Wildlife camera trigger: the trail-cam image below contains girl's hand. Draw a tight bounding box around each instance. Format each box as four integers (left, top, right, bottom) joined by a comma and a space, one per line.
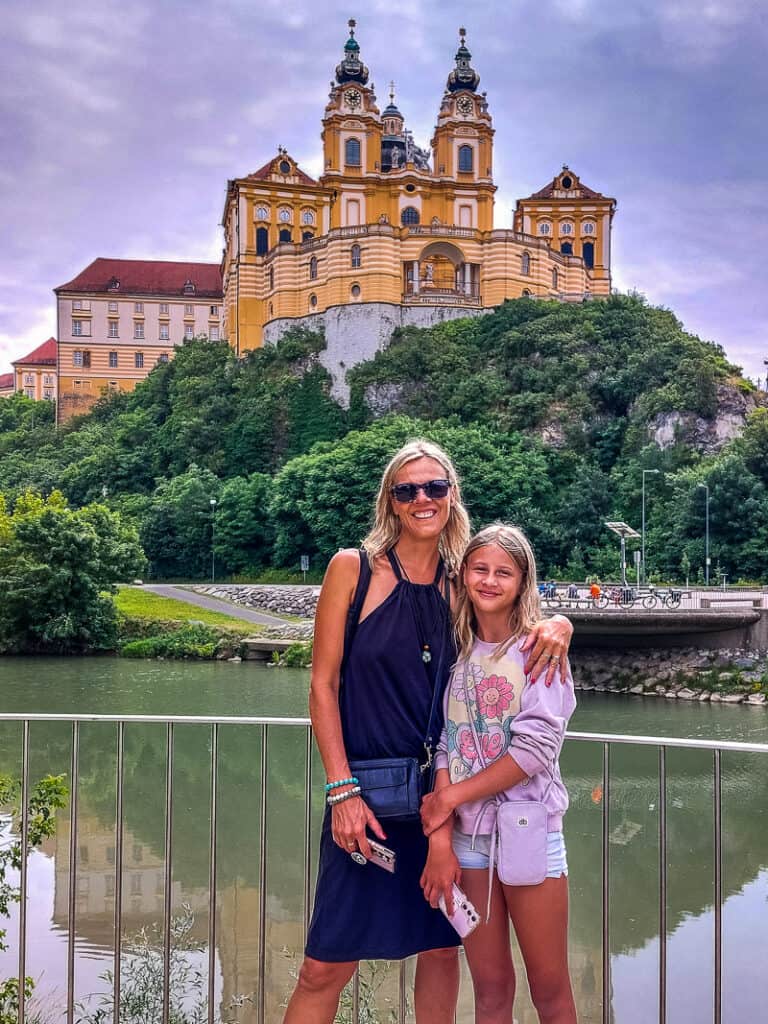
420, 842, 462, 912
420, 789, 456, 835
331, 795, 386, 859
520, 614, 573, 686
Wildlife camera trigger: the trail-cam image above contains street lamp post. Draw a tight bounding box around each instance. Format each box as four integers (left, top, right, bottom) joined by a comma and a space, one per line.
641, 469, 660, 585
605, 521, 641, 588
209, 498, 217, 584
698, 483, 710, 586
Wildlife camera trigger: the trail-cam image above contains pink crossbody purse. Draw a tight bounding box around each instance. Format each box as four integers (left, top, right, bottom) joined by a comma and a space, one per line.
460, 662, 554, 915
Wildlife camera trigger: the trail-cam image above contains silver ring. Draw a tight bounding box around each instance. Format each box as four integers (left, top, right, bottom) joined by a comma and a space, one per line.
350, 851, 367, 866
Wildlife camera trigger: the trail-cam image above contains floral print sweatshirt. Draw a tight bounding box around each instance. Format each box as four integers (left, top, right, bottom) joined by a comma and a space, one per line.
434, 635, 576, 836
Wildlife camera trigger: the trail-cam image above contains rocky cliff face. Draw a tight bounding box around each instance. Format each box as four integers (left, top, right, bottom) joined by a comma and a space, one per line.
648, 383, 767, 455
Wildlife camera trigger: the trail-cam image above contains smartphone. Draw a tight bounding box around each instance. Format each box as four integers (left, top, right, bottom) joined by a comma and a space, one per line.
438, 883, 480, 938
368, 839, 396, 873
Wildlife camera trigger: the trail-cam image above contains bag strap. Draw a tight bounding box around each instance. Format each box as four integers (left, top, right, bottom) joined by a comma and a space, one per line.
340, 549, 372, 681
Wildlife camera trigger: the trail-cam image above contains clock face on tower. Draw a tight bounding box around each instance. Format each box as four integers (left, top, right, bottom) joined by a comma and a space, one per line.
345, 89, 362, 110
456, 95, 474, 116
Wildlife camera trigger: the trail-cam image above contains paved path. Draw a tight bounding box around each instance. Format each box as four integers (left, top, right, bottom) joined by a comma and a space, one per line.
142, 585, 291, 627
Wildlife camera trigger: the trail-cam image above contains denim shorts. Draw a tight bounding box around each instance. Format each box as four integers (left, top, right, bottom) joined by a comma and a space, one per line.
452, 828, 568, 878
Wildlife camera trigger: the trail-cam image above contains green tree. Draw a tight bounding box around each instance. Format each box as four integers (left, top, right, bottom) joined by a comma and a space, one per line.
0, 491, 145, 653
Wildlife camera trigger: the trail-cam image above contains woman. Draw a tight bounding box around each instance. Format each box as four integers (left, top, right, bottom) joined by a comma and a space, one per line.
283, 440, 573, 1024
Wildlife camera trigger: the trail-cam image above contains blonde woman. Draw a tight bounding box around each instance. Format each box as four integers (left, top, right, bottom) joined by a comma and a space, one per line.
284, 445, 573, 1024
421, 524, 577, 1023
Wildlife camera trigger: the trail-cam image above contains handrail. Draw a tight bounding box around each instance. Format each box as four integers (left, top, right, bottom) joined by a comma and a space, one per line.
2, 712, 766, 753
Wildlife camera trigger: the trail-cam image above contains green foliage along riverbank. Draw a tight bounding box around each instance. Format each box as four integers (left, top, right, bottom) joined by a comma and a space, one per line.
1, 294, 767, 583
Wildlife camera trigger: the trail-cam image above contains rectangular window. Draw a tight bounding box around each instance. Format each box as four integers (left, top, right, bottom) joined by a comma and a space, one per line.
184, 324, 194, 340
159, 303, 169, 314
134, 323, 144, 339
82, 350, 91, 368
210, 305, 218, 316
24, 387, 35, 399
135, 352, 144, 368
209, 326, 219, 341
44, 374, 53, 385
24, 374, 34, 385
72, 320, 83, 337
108, 321, 119, 338
109, 351, 118, 368
134, 302, 144, 314
73, 351, 83, 367
43, 389, 54, 399
184, 303, 194, 316
106, 846, 115, 865
158, 353, 169, 364
131, 874, 142, 895
133, 844, 143, 863
108, 301, 118, 312
105, 876, 115, 898
159, 323, 169, 341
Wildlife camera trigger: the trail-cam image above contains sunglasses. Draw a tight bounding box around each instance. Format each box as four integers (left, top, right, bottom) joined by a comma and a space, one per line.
390, 479, 451, 503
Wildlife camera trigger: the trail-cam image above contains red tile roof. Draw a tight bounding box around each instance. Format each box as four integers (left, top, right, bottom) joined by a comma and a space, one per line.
243, 155, 318, 186
56, 258, 223, 298
525, 176, 606, 200
13, 337, 58, 367
0, 373, 14, 390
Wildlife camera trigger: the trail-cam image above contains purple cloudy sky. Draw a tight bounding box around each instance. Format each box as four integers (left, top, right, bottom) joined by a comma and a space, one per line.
2, 0, 766, 382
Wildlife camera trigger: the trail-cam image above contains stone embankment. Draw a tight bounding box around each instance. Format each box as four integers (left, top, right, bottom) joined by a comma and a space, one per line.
192, 584, 316, 640
571, 646, 768, 704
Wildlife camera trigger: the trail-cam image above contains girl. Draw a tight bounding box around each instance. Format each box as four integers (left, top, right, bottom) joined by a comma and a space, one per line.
420, 524, 577, 1023
283, 446, 574, 1024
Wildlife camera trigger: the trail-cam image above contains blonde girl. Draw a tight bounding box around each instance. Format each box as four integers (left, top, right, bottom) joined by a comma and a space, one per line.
421, 523, 577, 1024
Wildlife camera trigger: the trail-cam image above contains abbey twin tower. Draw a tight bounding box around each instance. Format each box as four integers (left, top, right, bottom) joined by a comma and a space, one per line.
220, 22, 616, 397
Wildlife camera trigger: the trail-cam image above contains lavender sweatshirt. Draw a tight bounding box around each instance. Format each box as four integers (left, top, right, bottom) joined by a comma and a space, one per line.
434, 635, 576, 835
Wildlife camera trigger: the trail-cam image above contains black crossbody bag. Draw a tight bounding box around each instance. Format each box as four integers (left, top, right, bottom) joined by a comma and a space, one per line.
343, 550, 450, 821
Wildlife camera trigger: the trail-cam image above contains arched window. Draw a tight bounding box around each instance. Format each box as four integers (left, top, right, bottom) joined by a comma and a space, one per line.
521, 251, 531, 276
552, 268, 558, 290
302, 231, 313, 242
345, 137, 361, 166
256, 227, 269, 255
560, 242, 573, 255
309, 256, 318, 280
582, 241, 595, 269
401, 206, 420, 225
458, 145, 473, 172
268, 267, 274, 290
309, 293, 318, 309
351, 244, 361, 268
522, 289, 532, 297
279, 228, 292, 243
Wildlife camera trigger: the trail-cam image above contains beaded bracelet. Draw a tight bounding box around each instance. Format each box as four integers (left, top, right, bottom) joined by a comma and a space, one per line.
327, 786, 362, 807
324, 776, 359, 793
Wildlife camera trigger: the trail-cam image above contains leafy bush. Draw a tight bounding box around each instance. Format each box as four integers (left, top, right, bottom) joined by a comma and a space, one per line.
119, 623, 230, 660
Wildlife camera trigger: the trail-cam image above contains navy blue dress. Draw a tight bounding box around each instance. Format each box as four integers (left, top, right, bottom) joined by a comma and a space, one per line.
305, 550, 460, 962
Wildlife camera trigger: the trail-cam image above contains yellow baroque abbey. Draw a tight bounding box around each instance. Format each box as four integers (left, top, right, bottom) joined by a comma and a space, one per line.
220, 22, 617, 397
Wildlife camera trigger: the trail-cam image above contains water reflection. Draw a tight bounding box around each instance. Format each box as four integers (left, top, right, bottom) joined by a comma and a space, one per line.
0, 676, 766, 1022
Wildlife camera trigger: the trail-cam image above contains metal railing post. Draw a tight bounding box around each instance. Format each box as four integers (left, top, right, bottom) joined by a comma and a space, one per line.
658, 746, 667, 1024
602, 741, 610, 1024
66, 721, 80, 1024
162, 722, 174, 1024
113, 721, 125, 1021
303, 726, 313, 936
713, 749, 722, 1024
257, 725, 268, 1024
18, 720, 30, 1024
207, 723, 219, 1024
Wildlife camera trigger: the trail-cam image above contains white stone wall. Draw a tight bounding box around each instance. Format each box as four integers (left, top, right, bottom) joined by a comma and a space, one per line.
262, 302, 491, 404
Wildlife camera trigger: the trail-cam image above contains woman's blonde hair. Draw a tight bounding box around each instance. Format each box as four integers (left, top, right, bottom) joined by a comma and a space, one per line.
453, 523, 541, 660
361, 439, 470, 574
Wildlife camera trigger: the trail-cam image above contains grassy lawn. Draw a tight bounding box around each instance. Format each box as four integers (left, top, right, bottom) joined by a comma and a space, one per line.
115, 586, 252, 629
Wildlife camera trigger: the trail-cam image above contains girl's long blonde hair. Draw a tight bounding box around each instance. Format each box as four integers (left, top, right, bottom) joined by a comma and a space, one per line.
361, 439, 470, 574
454, 523, 541, 660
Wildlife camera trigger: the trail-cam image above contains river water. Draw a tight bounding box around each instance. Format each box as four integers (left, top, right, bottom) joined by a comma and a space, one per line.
0, 657, 766, 1023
